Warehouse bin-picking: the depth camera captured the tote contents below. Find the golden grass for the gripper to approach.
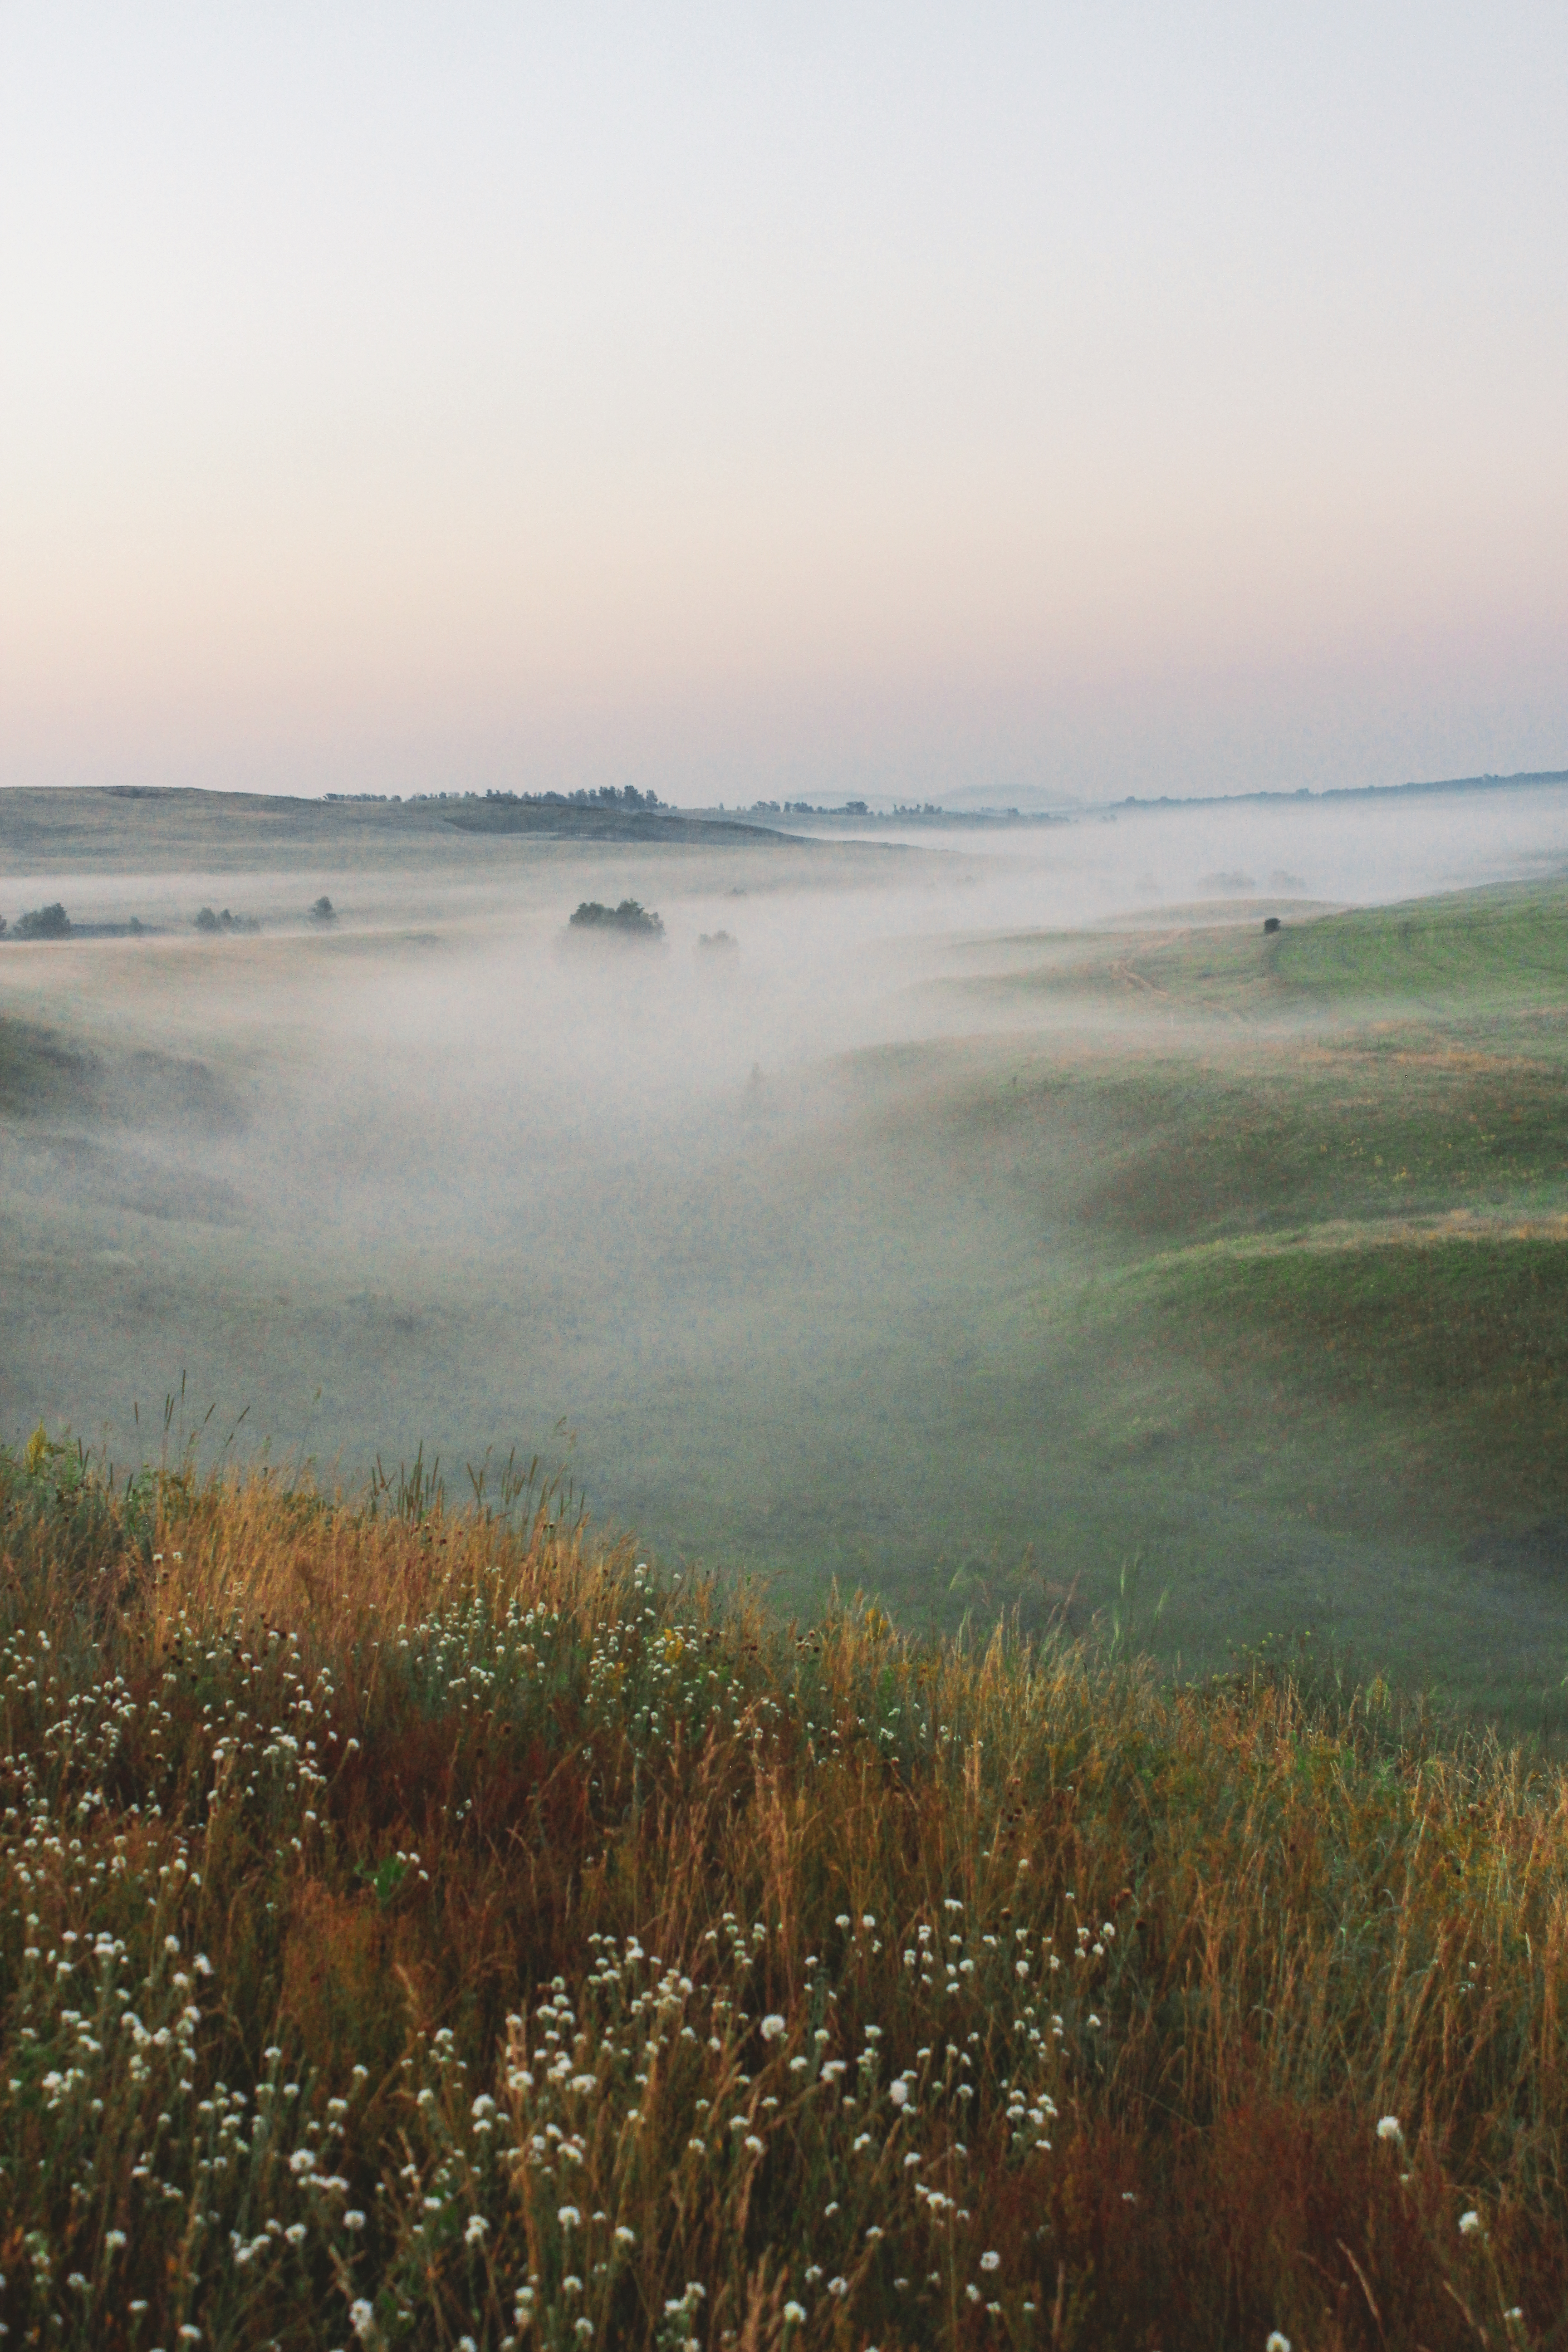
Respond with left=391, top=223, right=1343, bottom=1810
left=1, top=1447, right=1565, bottom=2349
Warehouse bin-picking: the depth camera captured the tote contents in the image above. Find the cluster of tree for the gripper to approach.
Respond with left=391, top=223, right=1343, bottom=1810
left=568, top=898, right=666, bottom=939
left=1, top=903, right=71, bottom=941
left=485, top=784, right=664, bottom=811
left=194, top=906, right=259, bottom=934
left=775, top=799, right=869, bottom=816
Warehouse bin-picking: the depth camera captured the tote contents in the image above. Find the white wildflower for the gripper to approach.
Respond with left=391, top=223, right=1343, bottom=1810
left=760, top=2014, right=787, bottom=2041
left=1377, top=2116, right=1402, bottom=2142
left=1459, top=2210, right=1482, bottom=2236
left=980, top=2251, right=1000, bottom=2273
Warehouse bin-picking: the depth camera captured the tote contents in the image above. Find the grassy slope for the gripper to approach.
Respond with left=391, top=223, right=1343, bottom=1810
left=889, top=881, right=1568, bottom=1720
left=1, top=1445, right=1566, bottom=2351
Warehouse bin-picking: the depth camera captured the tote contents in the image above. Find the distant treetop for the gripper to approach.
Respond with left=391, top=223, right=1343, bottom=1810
left=14, top=904, right=71, bottom=941
left=568, top=899, right=666, bottom=940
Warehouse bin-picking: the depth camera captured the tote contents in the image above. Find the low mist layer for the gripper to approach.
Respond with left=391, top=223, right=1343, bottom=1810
left=5, top=780, right=1568, bottom=1725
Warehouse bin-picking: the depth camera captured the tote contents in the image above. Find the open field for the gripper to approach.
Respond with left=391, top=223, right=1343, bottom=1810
left=5, top=787, right=1568, bottom=1729
left=1, top=1446, right=1565, bottom=2350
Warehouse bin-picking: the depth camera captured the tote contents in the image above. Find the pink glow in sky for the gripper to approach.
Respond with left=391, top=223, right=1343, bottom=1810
left=2, top=4, right=1565, bottom=804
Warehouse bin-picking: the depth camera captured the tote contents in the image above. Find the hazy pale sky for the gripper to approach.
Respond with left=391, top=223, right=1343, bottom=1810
left=2, top=4, right=1565, bottom=805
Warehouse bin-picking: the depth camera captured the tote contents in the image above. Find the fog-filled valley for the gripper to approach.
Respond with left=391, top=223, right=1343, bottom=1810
left=6, top=779, right=1568, bottom=1729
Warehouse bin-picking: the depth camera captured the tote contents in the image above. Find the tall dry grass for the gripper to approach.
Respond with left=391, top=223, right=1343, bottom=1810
left=1, top=1436, right=1565, bottom=2350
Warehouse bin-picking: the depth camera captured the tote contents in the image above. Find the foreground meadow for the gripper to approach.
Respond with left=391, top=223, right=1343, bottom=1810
left=2, top=1436, right=1565, bottom=2351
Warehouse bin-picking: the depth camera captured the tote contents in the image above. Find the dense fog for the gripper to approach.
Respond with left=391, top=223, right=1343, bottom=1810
left=4, top=779, right=1568, bottom=1694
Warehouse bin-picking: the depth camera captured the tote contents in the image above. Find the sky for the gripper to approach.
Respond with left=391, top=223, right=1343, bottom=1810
left=2, top=4, right=1565, bottom=808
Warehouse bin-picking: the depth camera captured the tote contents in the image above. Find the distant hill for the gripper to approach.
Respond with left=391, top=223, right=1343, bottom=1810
left=0, top=784, right=790, bottom=867
left=1110, top=765, right=1568, bottom=812
left=441, top=795, right=779, bottom=844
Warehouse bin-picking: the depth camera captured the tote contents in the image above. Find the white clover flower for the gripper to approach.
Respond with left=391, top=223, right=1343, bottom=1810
left=980, top=2251, right=1000, bottom=2273
left=558, top=2205, right=581, bottom=2230
left=284, top=2224, right=307, bottom=2247
left=835, top=1915, right=851, bottom=1929
left=1266, top=2335, right=1291, bottom=2352
left=745, top=2135, right=764, bottom=2155
left=783, top=2304, right=806, bottom=2326
left=827, top=2277, right=848, bottom=2299
left=889, top=2081, right=908, bottom=2107
left=862, top=1914, right=876, bottom=1929
left=344, top=2211, right=366, bottom=2231
left=1459, top=2210, right=1482, bottom=2236
left=1377, top=2116, right=1402, bottom=2142
left=760, top=2014, right=787, bottom=2041
left=465, top=2215, right=489, bottom=2245
left=1016, top=1960, right=1030, bottom=1978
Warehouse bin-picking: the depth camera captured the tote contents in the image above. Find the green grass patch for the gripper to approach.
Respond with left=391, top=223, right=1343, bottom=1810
left=1152, top=1235, right=1568, bottom=1532
left=1272, top=883, right=1568, bottom=1005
